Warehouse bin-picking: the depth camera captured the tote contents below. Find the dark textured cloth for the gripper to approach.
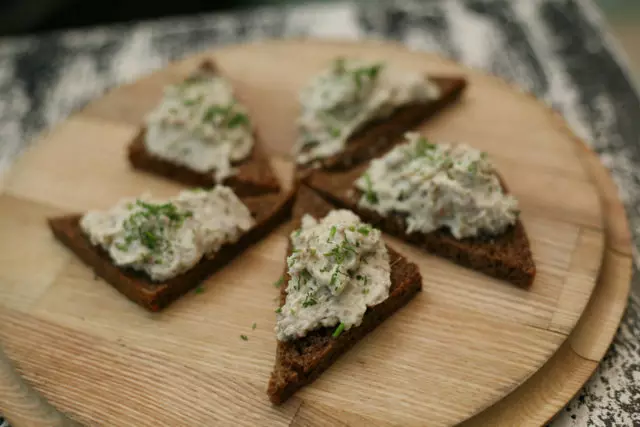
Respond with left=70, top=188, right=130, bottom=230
left=1, top=0, right=638, bottom=425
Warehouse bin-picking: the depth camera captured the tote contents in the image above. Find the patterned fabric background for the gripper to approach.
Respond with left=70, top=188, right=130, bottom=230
left=1, top=0, right=639, bottom=425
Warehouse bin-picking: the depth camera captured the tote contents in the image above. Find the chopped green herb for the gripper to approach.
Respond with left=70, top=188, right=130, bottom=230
left=251, top=322, right=257, bottom=330
left=353, top=63, right=383, bottom=90
left=362, top=288, right=370, bottom=295
left=327, top=225, right=337, bottom=242
left=342, top=237, right=357, bottom=255
left=141, top=230, right=158, bottom=250
left=365, top=64, right=383, bottom=79
left=328, top=127, right=341, bottom=138
left=329, top=269, right=339, bottom=288
left=295, top=228, right=302, bottom=237
left=348, top=225, right=356, bottom=232
left=203, top=105, right=230, bottom=122
left=273, top=276, right=284, bottom=288
left=227, top=112, right=249, bottom=128
left=183, top=97, right=201, bottom=106
left=324, top=240, right=356, bottom=264
left=356, top=274, right=368, bottom=286
left=275, top=307, right=282, bottom=314
left=115, top=242, right=128, bottom=251
left=240, top=334, right=248, bottom=341
left=332, top=322, right=346, bottom=338
left=415, top=137, right=436, bottom=157
left=300, top=269, right=312, bottom=282
left=337, top=269, right=349, bottom=277
left=357, top=226, right=371, bottom=236
left=302, top=295, right=317, bottom=308
left=363, top=173, right=378, bottom=204
left=194, top=286, right=204, bottom=294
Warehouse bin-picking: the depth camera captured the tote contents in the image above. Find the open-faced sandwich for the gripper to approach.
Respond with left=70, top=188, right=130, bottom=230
left=48, top=186, right=293, bottom=311
left=129, top=60, right=281, bottom=197
left=294, top=57, right=467, bottom=179
left=306, top=132, right=536, bottom=287
left=268, top=186, right=422, bottom=404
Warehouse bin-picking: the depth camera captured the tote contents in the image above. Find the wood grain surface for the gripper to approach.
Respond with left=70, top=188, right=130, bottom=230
left=0, top=40, right=629, bottom=427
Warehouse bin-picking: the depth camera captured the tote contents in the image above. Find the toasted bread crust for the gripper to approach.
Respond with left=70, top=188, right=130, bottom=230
left=306, top=165, right=535, bottom=287
left=48, top=191, right=295, bottom=312
left=267, top=186, right=422, bottom=405
left=128, top=60, right=281, bottom=197
left=295, top=76, right=467, bottom=180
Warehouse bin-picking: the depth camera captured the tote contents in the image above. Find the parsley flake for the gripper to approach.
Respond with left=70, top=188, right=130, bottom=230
left=327, top=225, right=337, bottom=242
left=203, top=105, right=230, bottom=122
left=240, top=334, right=248, bottom=341
left=328, top=127, right=341, bottom=138
left=302, top=295, right=317, bottom=308
left=357, top=226, right=371, bottom=236
left=227, top=112, right=249, bottom=128
left=415, top=137, right=436, bottom=157
left=363, top=173, right=378, bottom=204
left=332, top=322, right=346, bottom=338
left=273, top=276, right=284, bottom=288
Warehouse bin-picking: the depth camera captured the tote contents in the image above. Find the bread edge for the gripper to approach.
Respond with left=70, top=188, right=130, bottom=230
left=48, top=191, right=295, bottom=311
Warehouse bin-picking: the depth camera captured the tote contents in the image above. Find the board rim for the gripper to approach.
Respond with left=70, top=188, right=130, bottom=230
left=0, top=39, right=631, bottom=426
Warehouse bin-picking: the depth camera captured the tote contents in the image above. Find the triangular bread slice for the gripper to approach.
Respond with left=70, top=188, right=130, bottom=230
left=305, top=163, right=536, bottom=287
left=48, top=191, right=294, bottom=312
left=267, top=186, right=422, bottom=405
left=295, top=76, right=467, bottom=180
left=128, top=60, right=281, bottom=197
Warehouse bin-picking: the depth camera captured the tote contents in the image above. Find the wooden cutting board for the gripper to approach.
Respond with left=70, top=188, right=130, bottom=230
left=0, top=40, right=625, bottom=427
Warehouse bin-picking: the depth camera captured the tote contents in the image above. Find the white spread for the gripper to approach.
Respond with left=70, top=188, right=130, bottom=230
left=80, top=186, right=255, bottom=281
left=275, top=210, right=391, bottom=342
left=144, top=71, right=254, bottom=182
left=354, top=133, right=519, bottom=239
left=294, top=57, right=441, bottom=165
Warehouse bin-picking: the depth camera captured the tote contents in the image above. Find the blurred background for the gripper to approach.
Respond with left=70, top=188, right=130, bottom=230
left=0, top=0, right=637, bottom=77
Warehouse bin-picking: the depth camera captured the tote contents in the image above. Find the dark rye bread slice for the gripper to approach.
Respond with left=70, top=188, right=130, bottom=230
left=306, top=164, right=536, bottom=287
left=267, top=186, right=422, bottom=405
left=48, top=191, right=295, bottom=312
left=295, top=76, right=467, bottom=180
left=128, top=60, right=281, bottom=197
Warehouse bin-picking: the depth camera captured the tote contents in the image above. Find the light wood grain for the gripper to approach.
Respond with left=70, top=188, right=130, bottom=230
left=0, top=349, right=81, bottom=427
left=0, top=40, right=629, bottom=427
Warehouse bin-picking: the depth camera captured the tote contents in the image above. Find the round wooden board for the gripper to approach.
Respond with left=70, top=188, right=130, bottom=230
left=0, top=40, right=630, bottom=427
